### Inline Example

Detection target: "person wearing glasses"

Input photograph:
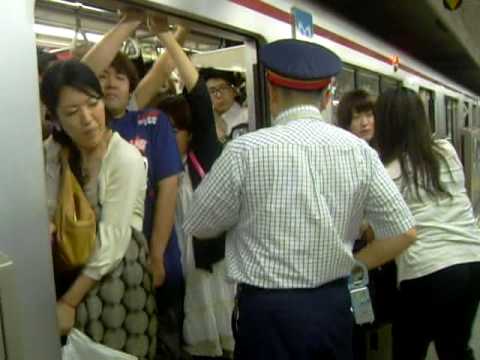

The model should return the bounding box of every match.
[201,68,249,143]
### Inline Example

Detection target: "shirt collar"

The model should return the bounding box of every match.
[273,105,323,126]
[222,103,244,123]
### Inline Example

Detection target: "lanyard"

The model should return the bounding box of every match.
[188,151,206,179]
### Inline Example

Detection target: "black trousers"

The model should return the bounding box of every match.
[233,279,353,360]
[156,276,187,359]
[393,262,480,360]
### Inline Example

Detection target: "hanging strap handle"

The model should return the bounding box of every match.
[188,151,205,178]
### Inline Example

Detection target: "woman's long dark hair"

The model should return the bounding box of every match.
[375,88,448,198]
[40,60,106,185]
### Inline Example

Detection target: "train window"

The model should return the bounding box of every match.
[332,65,355,118]
[380,76,399,93]
[419,88,436,134]
[463,102,470,128]
[356,69,379,98]
[334,65,355,101]
[445,96,458,145]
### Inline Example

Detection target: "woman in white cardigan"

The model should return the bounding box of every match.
[42,60,158,359]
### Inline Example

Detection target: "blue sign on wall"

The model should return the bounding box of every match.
[291,7,313,39]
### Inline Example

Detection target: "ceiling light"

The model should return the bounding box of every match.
[34,23,102,43]
[42,0,108,14]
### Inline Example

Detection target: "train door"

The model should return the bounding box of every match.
[419,87,436,135]
[35,0,264,130]
[0,0,61,359]
[472,103,478,128]
[332,64,355,122]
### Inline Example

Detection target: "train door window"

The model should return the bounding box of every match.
[380,76,399,93]
[35,0,262,133]
[332,65,355,121]
[356,69,380,98]
[419,88,436,134]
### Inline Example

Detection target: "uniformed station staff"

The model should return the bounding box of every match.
[184,38,417,360]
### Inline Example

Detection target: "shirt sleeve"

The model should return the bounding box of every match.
[183,143,244,239]
[152,113,183,183]
[184,77,222,171]
[364,148,415,240]
[83,141,147,280]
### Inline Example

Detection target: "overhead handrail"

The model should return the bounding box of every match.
[71,6,89,50]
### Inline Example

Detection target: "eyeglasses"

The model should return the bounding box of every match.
[207,84,234,97]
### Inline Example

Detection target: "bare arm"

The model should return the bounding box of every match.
[56,275,97,335]
[150,175,179,287]
[81,9,143,76]
[60,275,97,308]
[156,29,198,92]
[134,24,191,108]
[355,228,416,269]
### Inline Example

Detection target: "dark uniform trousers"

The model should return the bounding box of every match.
[233,278,353,360]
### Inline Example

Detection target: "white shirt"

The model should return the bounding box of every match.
[184,105,414,289]
[387,139,480,283]
[175,160,195,274]
[216,102,248,140]
[44,133,147,280]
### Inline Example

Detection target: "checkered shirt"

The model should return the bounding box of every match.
[184,105,414,288]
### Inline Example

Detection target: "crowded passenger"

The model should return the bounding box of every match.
[41,60,159,359]
[184,38,416,360]
[82,11,185,358]
[201,68,249,142]
[155,22,234,359]
[37,47,58,140]
[375,88,480,360]
[337,88,398,360]
[337,89,375,143]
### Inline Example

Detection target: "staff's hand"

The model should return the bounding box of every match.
[56,301,76,336]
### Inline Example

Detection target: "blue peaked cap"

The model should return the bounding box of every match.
[259,39,342,83]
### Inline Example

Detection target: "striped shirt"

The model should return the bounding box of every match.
[184,105,414,289]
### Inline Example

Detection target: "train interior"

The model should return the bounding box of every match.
[35,0,265,129]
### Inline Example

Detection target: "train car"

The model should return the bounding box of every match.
[1,0,479,358]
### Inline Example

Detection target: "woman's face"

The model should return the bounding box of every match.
[56,86,107,151]
[350,109,375,142]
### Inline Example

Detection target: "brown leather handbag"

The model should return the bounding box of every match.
[54,148,96,271]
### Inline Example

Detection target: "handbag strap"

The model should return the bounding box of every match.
[188,151,206,178]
